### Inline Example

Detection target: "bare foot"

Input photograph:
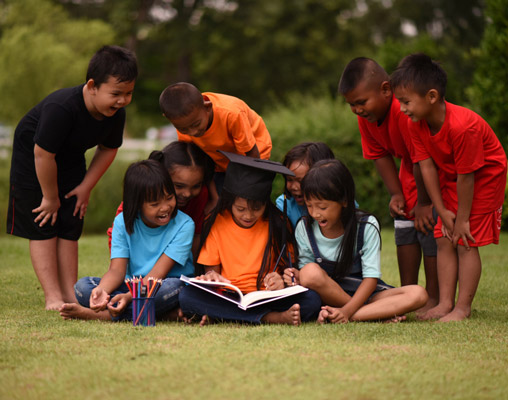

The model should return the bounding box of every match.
[59,303,110,321]
[46,300,64,311]
[383,315,407,323]
[415,299,439,318]
[417,304,452,321]
[262,304,301,326]
[317,308,330,324]
[438,307,471,323]
[199,315,210,326]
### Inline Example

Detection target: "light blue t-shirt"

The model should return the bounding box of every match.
[295,215,381,278]
[111,210,195,279]
[276,195,306,228]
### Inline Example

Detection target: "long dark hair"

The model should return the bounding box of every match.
[196,190,297,290]
[122,159,177,234]
[301,159,379,279]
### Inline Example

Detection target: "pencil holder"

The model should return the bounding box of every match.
[132,297,155,327]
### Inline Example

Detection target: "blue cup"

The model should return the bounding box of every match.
[132,298,155,327]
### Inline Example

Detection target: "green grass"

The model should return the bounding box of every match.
[1,232,507,400]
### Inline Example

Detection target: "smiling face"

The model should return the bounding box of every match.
[140,192,176,228]
[305,196,345,238]
[343,80,392,124]
[393,86,432,123]
[231,197,266,229]
[286,161,310,206]
[169,103,212,138]
[85,76,135,120]
[170,165,204,208]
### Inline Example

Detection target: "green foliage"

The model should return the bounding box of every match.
[264,93,392,226]
[0,0,116,125]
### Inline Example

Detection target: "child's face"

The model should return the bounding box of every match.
[170,166,204,208]
[393,86,431,122]
[305,196,345,238]
[286,161,310,206]
[86,76,135,120]
[169,103,212,138]
[141,192,176,228]
[231,197,266,229]
[343,80,391,123]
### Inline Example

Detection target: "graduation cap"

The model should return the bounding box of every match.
[219,151,295,201]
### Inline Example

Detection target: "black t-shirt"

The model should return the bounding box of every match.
[10,84,125,192]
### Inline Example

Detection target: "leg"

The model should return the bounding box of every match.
[348,285,428,322]
[439,247,481,322]
[419,238,457,320]
[60,303,111,320]
[57,238,78,303]
[397,243,422,285]
[415,255,439,315]
[299,263,350,306]
[153,278,185,319]
[30,238,65,310]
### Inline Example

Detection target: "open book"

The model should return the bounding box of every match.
[180,275,308,310]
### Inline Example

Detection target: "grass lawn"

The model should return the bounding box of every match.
[1,231,507,400]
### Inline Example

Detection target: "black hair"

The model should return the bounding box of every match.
[122,159,177,234]
[196,190,297,290]
[159,82,204,119]
[148,141,214,185]
[390,53,447,98]
[282,142,335,199]
[301,159,379,280]
[86,45,138,87]
[338,57,389,95]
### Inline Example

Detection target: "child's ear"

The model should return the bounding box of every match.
[380,81,392,97]
[203,100,212,110]
[85,79,97,94]
[426,89,440,104]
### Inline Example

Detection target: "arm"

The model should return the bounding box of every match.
[328,278,378,323]
[453,173,475,249]
[65,144,118,219]
[419,158,455,240]
[33,144,60,227]
[90,258,128,311]
[373,156,406,217]
[245,143,260,158]
[412,163,435,234]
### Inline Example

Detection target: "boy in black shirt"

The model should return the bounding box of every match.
[7,45,138,310]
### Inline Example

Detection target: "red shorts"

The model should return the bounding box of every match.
[434,207,502,247]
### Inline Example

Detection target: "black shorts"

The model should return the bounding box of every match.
[6,185,83,241]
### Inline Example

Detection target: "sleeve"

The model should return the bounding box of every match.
[453,125,485,174]
[163,215,195,266]
[358,216,382,279]
[110,213,130,260]
[228,110,257,154]
[295,220,315,269]
[358,117,390,160]
[34,102,74,154]
[197,226,222,266]
[275,194,284,212]
[177,131,193,143]
[101,109,125,149]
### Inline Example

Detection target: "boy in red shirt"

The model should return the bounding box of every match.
[159,82,272,210]
[391,53,507,322]
[338,58,438,314]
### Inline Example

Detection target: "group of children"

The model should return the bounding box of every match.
[7,45,506,325]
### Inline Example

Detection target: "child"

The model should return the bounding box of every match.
[276,142,335,227]
[159,82,272,196]
[338,57,438,314]
[390,53,507,322]
[178,152,322,325]
[284,159,427,323]
[59,159,195,321]
[7,45,138,310]
[107,141,214,260]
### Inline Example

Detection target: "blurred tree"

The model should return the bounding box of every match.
[0,0,115,126]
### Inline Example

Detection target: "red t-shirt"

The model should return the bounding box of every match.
[409,102,507,214]
[359,95,417,216]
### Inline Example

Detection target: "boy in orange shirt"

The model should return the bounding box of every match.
[338,58,438,313]
[391,53,507,322]
[159,82,272,205]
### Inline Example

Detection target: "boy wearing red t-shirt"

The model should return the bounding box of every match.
[391,53,507,322]
[338,58,438,313]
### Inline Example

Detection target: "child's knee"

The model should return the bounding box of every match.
[410,285,428,307]
[299,263,327,288]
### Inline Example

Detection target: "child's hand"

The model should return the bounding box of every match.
[197,270,231,284]
[90,287,110,311]
[412,203,435,234]
[452,218,475,250]
[389,193,406,218]
[107,292,132,317]
[440,209,456,241]
[283,268,300,286]
[264,272,284,291]
[319,305,351,324]
[65,184,92,219]
[32,196,61,227]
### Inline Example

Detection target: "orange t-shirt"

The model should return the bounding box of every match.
[177,93,272,172]
[197,211,271,293]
